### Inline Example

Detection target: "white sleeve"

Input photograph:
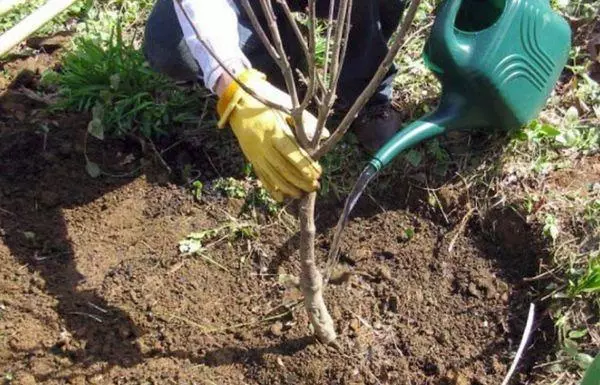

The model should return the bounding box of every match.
[173,0,251,93]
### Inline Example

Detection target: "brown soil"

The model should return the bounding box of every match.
[1,51,552,385]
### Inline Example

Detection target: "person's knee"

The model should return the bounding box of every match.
[143,0,200,82]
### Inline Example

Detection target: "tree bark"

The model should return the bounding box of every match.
[298,192,336,343]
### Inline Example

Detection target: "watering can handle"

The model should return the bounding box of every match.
[430,0,466,66]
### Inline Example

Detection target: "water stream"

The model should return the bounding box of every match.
[325,164,379,282]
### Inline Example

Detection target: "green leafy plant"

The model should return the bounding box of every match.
[581,353,600,385]
[568,254,600,297]
[244,186,280,216]
[562,338,595,371]
[583,199,600,229]
[54,23,205,139]
[543,214,560,242]
[191,180,203,201]
[213,177,248,199]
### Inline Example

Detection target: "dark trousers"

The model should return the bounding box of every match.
[143,0,406,106]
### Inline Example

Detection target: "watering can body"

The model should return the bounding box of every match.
[371,0,571,170]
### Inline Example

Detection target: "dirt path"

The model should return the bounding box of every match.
[0,57,549,385]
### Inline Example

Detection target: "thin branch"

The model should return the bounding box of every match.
[313,0,422,159]
[259,0,311,149]
[322,0,336,84]
[326,0,351,102]
[239,0,281,62]
[239,0,310,149]
[173,0,290,115]
[276,0,318,112]
[314,0,351,145]
[308,0,327,147]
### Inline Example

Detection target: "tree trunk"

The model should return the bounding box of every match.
[298,192,336,343]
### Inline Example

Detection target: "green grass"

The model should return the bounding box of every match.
[48,24,209,139]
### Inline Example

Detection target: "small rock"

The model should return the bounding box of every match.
[414,289,424,303]
[329,267,352,285]
[349,318,361,333]
[378,265,393,281]
[435,331,449,345]
[345,248,369,264]
[444,369,469,385]
[88,374,104,385]
[276,356,285,368]
[492,357,504,374]
[69,375,87,385]
[270,321,284,337]
[501,292,509,303]
[13,372,36,385]
[468,282,482,298]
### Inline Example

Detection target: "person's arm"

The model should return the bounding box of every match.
[173,0,249,96]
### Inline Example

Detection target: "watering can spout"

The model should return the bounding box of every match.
[369,93,471,172]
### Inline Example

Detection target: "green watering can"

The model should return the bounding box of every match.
[370,0,572,171]
[328,0,572,263]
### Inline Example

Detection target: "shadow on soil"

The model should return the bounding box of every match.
[0,76,236,368]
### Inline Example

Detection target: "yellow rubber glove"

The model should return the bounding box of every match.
[217,69,325,202]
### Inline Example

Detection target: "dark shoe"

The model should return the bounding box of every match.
[351,103,404,153]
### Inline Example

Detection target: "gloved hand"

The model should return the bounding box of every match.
[217,68,326,202]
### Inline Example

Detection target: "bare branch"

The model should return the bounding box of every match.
[322,0,336,84]
[313,0,352,147]
[173,0,290,115]
[239,0,310,149]
[326,0,351,102]
[313,0,422,159]
[239,0,281,62]
[259,0,311,149]
[277,0,318,113]
[308,0,326,147]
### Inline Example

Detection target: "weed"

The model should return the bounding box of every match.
[584,199,600,230]
[543,214,560,243]
[293,13,328,67]
[212,177,248,199]
[3,371,13,382]
[191,180,203,201]
[582,354,600,385]
[568,253,600,297]
[53,24,208,139]
[179,221,258,256]
[244,187,280,216]
[401,228,415,242]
